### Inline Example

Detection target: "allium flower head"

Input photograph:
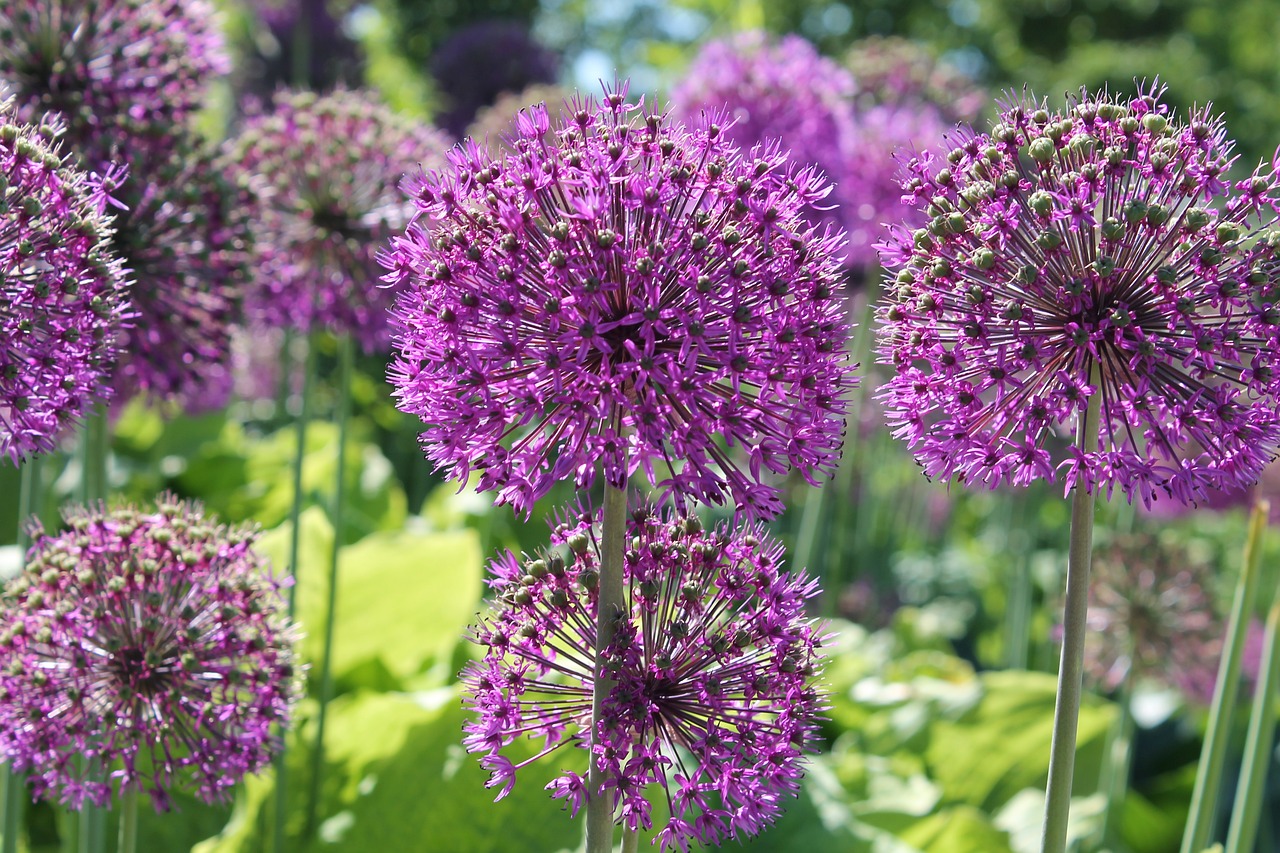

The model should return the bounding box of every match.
[0,494,300,810]
[876,84,1280,505]
[230,89,452,351]
[0,103,131,464]
[463,506,824,851]
[670,32,857,262]
[388,83,854,519]
[107,130,252,410]
[0,0,229,165]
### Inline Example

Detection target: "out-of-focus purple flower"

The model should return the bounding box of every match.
[465,83,569,156]
[0,494,300,810]
[876,84,1280,506]
[229,89,451,352]
[670,32,858,264]
[0,0,229,167]
[844,37,986,123]
[388,83,854,520]
[236,0,361,95]
[106,131,252,411]
[1174,618,1266,706]
[462,506,825,851]
[0,103,131,464]
[429,19,559,139]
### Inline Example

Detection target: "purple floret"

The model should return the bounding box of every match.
[462,505,825,852]
[387,82,854,519]
[876,83,1280,506]
[0,104,131,464]
[0,494,301,811]
[229,89,452,351]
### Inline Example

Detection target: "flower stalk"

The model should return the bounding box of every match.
[1224,595,1280,853]
[117,788,138,853]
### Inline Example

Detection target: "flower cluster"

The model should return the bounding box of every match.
[230,89,452,351]
[388,84,853,519]
[0,104,131,464]
[0,0,229,167]
[875,85,1280,505]
[462,506,824,851]
[107,131,253,410]
[0,495,300,810]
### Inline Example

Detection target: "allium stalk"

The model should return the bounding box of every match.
[0,495,301,812]
[462,506,825,851]
[388,82,854,519]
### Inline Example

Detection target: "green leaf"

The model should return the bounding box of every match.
[898,805,1015,853]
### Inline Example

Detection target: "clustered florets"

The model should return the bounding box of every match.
[229,89,452,351]
[0,495,300,810]
[388,84,853,519]
[462,506,824,852]
[0,103,131,463]
[876,84,1280,505]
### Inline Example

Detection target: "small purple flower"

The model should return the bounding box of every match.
[429,19,560,139]
[0,494,301,810]
[106,130,253,411]
[876,84,1280,506]
[0,104,131,464]
[0,0,229,166]
[462,506,825,851]
[230,89,452,351]
[388,83,854,519]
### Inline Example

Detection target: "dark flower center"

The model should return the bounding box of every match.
[313,206,357,238]
[109,645,172,696]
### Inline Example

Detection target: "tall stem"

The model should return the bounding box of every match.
[585,483,628,853]
[620,827,639,853]
[273,333,312,852]
[1040,382,1101,853]
[1180,500,1268,853]
[1099,658,1137,846]
[79,412,108,853]
[1224,597,1280,853]
[116,789,137,853]
[304,334,353,838]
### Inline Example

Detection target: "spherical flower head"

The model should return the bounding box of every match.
[107,130,253,411]
[388,83,854,520]
[0,103,131,464]
[875,84,1280,505]
[230,89,452,351]
[462,506,825,851]
[0,494,301,810]
[670,32,857,264]
[843,37,986,123]
[0,0,229,166]
[428,19,560,139]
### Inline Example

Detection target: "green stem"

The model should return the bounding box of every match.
[1180,500,1268,853]
[79,412,108,853]
[1040,382,1101,853]
[116,789,137,853]
[273,334,313,853]
[620,827,639,853]
[585,483,628,853]
[1099,659,1137,846]
[1224,596,1280,853]
[304,334,354,838]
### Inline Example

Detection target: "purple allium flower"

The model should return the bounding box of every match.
[670,32,857,264]
[0,0,229,166]
[0,103,131,464]
[429,19,560,139]
[387,83,854,519]
[0,494,300,811]
[229,89,452,352]
[106,131,252,410]
[843,37,986,123]
[875,84,1280,505]
[462,506,825,851]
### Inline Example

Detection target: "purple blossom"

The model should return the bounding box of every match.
[229,89,452,352]
[429,19,560,139]
[387,83,854,519]
[0,0,229,167]
[462,506,825,851]
[670,32,858,265]
[0,494,300,811]
[875,84,1280,506]
[0,104,131,464]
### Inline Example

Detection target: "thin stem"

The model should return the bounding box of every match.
[116,789,138,853]
[79,412,108,853]
[304,334,354,838]
[1180,500,1268,853]
[1040,381,1101,853]
[273,334,313,853]
[1224,596,1280,853]
[585,483,628,853]
[620,827,640,853]
[1099,658,1137,846]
